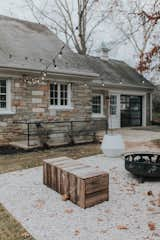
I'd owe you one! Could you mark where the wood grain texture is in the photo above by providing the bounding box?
[43,157,109,208]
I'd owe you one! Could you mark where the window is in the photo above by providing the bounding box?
[110,95,117,115]
[92,95,103,115]
[0,80,12,113]
[50,83,71,108]
[0,80,7,109]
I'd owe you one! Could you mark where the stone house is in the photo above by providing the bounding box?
[0,15,154,146]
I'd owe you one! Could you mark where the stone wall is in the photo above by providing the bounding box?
[0,76,93,145]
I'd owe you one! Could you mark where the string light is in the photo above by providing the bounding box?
[42,71,47,77]
[58,51,63,59]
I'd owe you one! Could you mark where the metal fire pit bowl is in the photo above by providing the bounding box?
[124,152,160,181]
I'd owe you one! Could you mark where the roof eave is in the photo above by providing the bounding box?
[0,66,99,79]
[92,81,155,91]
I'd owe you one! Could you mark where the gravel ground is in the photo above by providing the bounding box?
[0,155,160,240]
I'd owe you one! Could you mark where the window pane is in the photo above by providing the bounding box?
[50,83,58,106]
[50,83,69,107]
[110,95,117,115]
[92,95,101,114]
[60,84,68,106]
[0,80,7,109]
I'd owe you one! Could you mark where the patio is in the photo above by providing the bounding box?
[0,154,160,240]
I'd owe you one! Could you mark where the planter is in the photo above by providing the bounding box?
[124,152,160,178]
[101,134,125,158]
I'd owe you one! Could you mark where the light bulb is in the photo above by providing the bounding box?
[43,72,47,77]
[58,51,62,59]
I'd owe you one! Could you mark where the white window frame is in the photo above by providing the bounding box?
[109,89,147,127]
[0,79,14,115]
[110,95,118,116]
[92,94,105,118]
[49,82,72,110]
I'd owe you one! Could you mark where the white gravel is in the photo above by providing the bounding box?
[0,155,160,240]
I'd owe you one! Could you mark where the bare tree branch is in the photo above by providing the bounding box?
[25,0,113,55]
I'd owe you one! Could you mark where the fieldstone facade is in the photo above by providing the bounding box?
[0,70,153,147]
[0,71,96,145]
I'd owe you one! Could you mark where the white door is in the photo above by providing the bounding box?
[108,94,120,129]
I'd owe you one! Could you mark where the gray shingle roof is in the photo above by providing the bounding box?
[84,56,154,88]
[0,15,94,75]
[0,15,154,89]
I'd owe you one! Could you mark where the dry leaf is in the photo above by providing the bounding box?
[148,222,156,231]
[117,225,128,230]
[97,218,104,222]
[74,229,80,236]
[21,232,30,238]
[147,207,155,212]
[62,194,70,201]
[157,194,160,207]
[147,191,153,196]
[149,200,156,206]
[64,208,74,214]
[34,199,45,209]
[133,204,139,208]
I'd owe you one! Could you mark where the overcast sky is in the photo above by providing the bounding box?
[0,0,34,19]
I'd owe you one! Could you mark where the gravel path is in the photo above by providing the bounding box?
[0,155,160,240]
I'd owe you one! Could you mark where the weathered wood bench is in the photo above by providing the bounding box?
[43,157,109,208]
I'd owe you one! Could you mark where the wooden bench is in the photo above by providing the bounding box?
[43,157,109,208]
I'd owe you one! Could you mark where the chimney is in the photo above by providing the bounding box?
[100,42,110,61]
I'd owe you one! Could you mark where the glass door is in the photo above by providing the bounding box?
[121,95,142,127]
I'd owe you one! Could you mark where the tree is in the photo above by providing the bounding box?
[136,6,160,74]
[25,0,115,55]
[110,0,160,81]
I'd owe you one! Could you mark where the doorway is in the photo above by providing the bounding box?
[121,95,142,127]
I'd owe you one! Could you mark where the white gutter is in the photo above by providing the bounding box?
[0,66,99,79]
[92,80,155,90]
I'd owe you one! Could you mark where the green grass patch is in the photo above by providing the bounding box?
[0,203,35,240]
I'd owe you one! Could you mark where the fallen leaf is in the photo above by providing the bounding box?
[133,204,139,207]
[62,194,70,201]
[157,194,160,207]
[117,225,128,230]
[21,232,31,238]
[64,208,74,214]
[105,209,111,214]
[148,222,156,231]
[149,200,156,206]
[97,218,104,222]
[147,191,153,196]
[34,199,45,209]
[147,207,155,212]
[74,229,80,236]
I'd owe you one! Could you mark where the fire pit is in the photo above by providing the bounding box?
[124,152,160,181]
